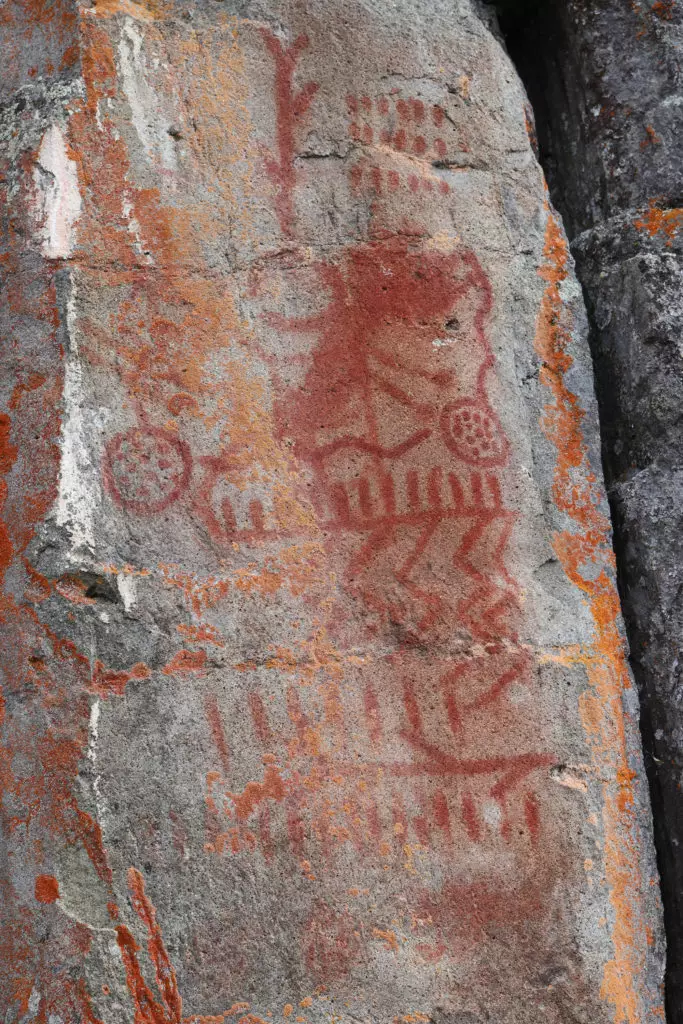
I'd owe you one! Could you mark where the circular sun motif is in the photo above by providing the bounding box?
[103,426,192,515]
[440,400,510,467]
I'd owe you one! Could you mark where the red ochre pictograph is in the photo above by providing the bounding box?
[203,648,552,868]
[103,425,192,515]
[260,28,319,237]
[266,237,515,642]
[201,235,555,909]
[77,20,559,995]
[346,91,469,196]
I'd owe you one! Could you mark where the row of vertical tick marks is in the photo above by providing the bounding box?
[350,160,451,196]
[346,94,470,158]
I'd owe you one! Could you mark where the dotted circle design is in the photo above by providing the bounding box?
[103,427,192,515]
[440,400,510,467]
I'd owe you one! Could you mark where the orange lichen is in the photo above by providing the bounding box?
[116,868,182,1024]
[91,660,151,698]
[640,125,661,149]
[535,208,661,1024]
[634,200,683,244]
[176,623,225,647]
[162,650,207,675]
[228,762,286,821]
[372,928,399,952]
[652,0,674,18]
[118,870,250,1024]
[35,874,60,904]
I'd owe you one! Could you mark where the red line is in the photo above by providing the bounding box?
[407,469,420,511]
[248,691,273,747]
[221,498,237,532]
[449,473,464,506]
[286,685,308,741]
[330,482,351,522]
[469,659,526,712]
[371,373,434,416]
[428,466,443,508]
[366,799,382,841]
[287,797,305,858]
[204,692,230,774]
[358,476,373,517]
[313,428,432,460]
[363,683,383,745]
[381,472,396,517]
[486,472,502,507]
[461,793,481,842]
[432,789,451,839]
[249,499,265,533]
[470,472,483,506]
[398,519,439,581]
[402,677,424,737]
[413,815,430,845]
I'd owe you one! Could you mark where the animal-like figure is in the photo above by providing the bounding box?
[268,237,518,643]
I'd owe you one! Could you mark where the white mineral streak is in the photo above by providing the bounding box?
[116,573,137,611]
[87,698,107,824]
[54,284,101,556]
[118,17,177,175]
[33,125,82,259]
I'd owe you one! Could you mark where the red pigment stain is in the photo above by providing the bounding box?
[35,874,60,903]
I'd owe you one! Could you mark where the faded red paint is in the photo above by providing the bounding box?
[104,426,193,515]
[206,227,560,960]
[346,89,468,196]
[304,900,363,985]
[204,691,231,774]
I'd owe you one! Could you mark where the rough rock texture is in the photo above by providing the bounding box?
[497,0,683,1016]
[0,1,664,1022]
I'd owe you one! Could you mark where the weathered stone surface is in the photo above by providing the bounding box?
[498,0,683,1015]
[0,2,664,1022]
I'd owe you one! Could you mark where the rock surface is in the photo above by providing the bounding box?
[499,0,683,1016]
[0,1,664,1022]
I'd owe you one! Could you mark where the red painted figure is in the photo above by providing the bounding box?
[270,236,515,643]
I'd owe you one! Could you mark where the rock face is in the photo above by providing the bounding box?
[498,0,683,1016]
[0,2,664,1022]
